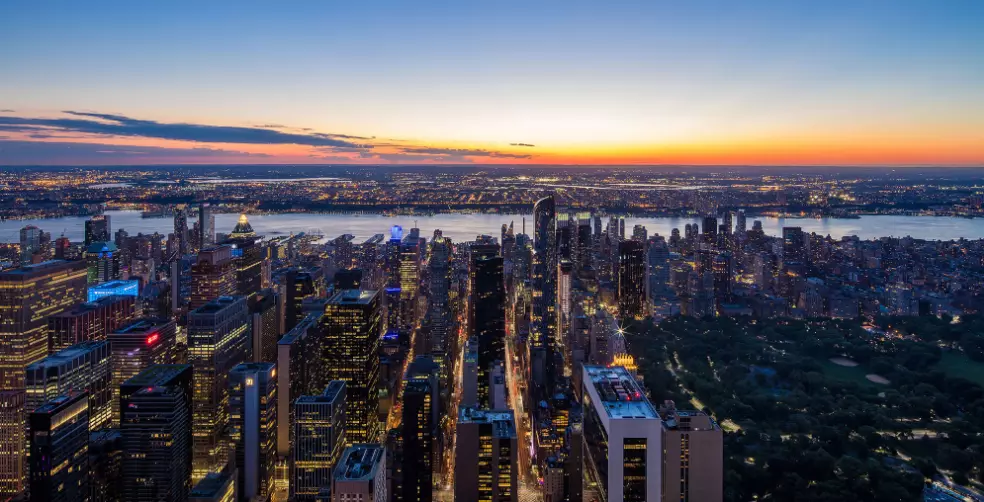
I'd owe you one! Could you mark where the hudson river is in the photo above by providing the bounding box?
[2,211,983,243]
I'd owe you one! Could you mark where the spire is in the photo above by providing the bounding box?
[230,213,255,238]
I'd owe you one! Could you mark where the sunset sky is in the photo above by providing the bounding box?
[1,1,982,166]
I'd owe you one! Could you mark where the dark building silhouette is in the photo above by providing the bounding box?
[401,356,439,502]
[617,240,647,319]
[472,253,505,408]
[28,393,89,502]
[120,364,193,502]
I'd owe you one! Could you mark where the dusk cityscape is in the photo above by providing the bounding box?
[1,2,984,502]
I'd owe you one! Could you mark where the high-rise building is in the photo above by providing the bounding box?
[322,290,381,444]
[277,312,325,458]
[250,289,281,363]
[472,252,505,408]
[198,203,215,249]
[85,215,111,247]
[191,246,238,309]
[617,240,647,320]
[332,444,387,502]
[782,226,807,265]
[174,207,189,255]
[659,401,723,502]
[47,294,137,352]
[286,268,323,332]
[401,357,439,502]
[28,393,89,502]
[292,381,346,501]
[222,215,263,301]
[120,364,193,502]
[89,429,124,502]
[108,319,177,425]
[532,196,557,394]
[190,469,236,502]
[581,365,662,502]
[735,209,747,236]
[19,225,41,264]
[25,341,112,431]
[359,234,386,291]
[229,362,277,501]
[0,390,26,497]
[85,241,122,284]
[0,260,87,391]
[701,215,717,245]
[188,296,251,481]
[454,408,518,502]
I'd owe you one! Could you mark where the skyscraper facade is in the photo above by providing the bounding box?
[191,245,238,310]
[120,365,193,502]
[581,365,663,502]
[25,340,112,431]
[229,362,277,501]
[292,380,346,501]
[47,294,136,352]
[28,393,89,502]
[472,251,505,408]
[454,408,518,502]
[187,296,251,481]
[108,319,177,425]
[277,312,325,458]
[322,290,381,444]
[617,240,647,320]
[0,260,87,391]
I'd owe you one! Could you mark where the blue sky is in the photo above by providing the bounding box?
[1,1,982,165]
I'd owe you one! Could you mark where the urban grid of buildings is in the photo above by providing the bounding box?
[2,172,984,502]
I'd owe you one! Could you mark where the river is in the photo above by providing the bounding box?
[1,211,982,243]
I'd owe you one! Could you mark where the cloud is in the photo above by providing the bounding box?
[0,139,271,164]
[510,143,536,147]
[0,111,366,148]
[395,146,532,159]
[0,109,14,113]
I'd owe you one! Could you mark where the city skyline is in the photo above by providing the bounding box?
[2,1,983,166]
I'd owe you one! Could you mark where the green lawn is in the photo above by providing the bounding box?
[821,359,882,388]
[936,352,984,387]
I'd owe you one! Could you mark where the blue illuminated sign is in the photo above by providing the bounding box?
[390,225,403,242]
[87,279,139,302]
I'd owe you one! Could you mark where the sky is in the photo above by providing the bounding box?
[1,0,983,166]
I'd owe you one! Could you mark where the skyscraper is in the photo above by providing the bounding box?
[120,364,193,502]
[277,312,325,458]
[188,296,251,481]
[782,226,807,265]
[250,289,281,363]
[89,429,124,502]
[191,245,237,309]
[292,380,346,501]
[617,240,647,320]
[28,393,89,502]
[322,290,381,444]
[401,356,439,502]
[659,401,724,502]
[47,294,137,352]
[84,215,111,247]
[0,260,87,391]
[174,207,189,255]
[454,408,518,502]
[229,362,277,501]
[85,241,122,284]
[0,390,26,497]
[332,445,387,502]
[222,215,263,301]
[286,268,323,332]
[581,365,663,502]
[25,341,112,431]
[701,215,717,245]
[199,203,215,249]
[108,319,178,425]
[19,225,41,264]
[472,252,505,408]
[532,196,557,394]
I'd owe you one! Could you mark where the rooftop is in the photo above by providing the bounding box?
[458,407,517,438]
[26,341,107,370]
[327,289,378,306]
[336,444,385,481]
[0,259,80,278]
[114,318,170,335]
[192,295,243,314]
[583,365,659,420]
[122,364,190,388]
[296,380,346,405]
